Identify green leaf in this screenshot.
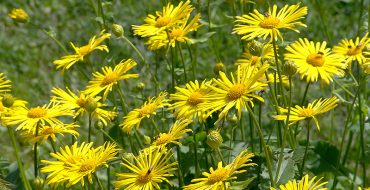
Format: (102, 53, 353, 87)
(189, 32, 216, 44)
(182, 131, 207, 145)
(230, 176, 256, 190)
(277, 158, 295, 184)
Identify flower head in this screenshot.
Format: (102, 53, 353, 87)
(53, 31, 111, 71)
(285, 38, 346, 84)
(270, 174, 327, 190)
(0, 73, 11, 94)
(153, 119, 192, 146)
(273, 96, 338, 131)
(84, 59, 139, 100)
(114, 146, 177, 190)
(233, 4, 307, 41)
(41, 142, 118, 187)
(120, 92, 169, 133)
(235, 41, 274, 67)
(21, 123, 79, 144)
(333, 33, 370, 66)
(8, 8, 29, 23)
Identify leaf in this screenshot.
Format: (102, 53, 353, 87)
(277, 158, 295, 184)
(189, 32, 216, 44)
(310, 141, 347, 175)
(182, 131, 207, 145)
(230, 177, 256, 190)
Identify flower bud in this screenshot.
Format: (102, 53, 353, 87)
(213, 63, 226, 75)
(227, 114, 238, 125)
(282, 61, 297, 76)
(94, 120, 105, 130)
(8, 8, 29, 23)
(143, 135, 151, 145)
(207, 129, 223, 149)
(85, 98, 98, 113)
(136, 82, 145, 91)
(2, 94, 15, 108)
(33, 176, 44, 190)
(112, 23, 124, 37)
(247, 40, 263, 56)
(122, 152, 135, 163)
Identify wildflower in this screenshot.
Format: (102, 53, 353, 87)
(206, 128, 223, 149)
(51, 87, 116, 126)
(8, 8, 29, 23)
(114, 146, 177, 190)
(112, 23, 124, 37)
(273, 96, 338, 131)
(84, 59, 139, 100)
(120, 92, 168, 133)
(333, 33, 370, 66)
(0, 96, 27, 125)
(233, 4, 307, 41)
(169, 80, 210, 122)
(21, 123, 79, 144)
(2, 102, 72, 133)
(153, 119, 192, 146)
(132, 1, 193, 37)
(265, 73, 289, 87)
(270, 174, 327, 190)
(201, 64, 269, 124)
(235, 41, 274, 67)
(53, 31, 111, 71)
(41, 142, 117, 187)
(0, 73, 11, 94)
(184, 149, 256, 190)
(285, 38, 346, 85)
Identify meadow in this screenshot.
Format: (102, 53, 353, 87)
(0, 0, 369, 189)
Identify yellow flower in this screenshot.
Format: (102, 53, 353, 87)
(8, 8, 29, 23)
(120, 92, 169, 134)
(265, 73, 289, 87)
(21, 123, 79, 144)
(233, 4, 307, 41)
(201, 64, 269, 124)
(273, 96, 338, 131)
(0, 73, 11, 94)
(132, 1, 194, 37)
(2, 102, 72, 133)
(51, 87, 117, 126)
(84, 59, 139, 100)
(114, 146, 177, 190)
(184, 149, 256, 190)
(153, 119, 192, 146)
(41, 142, 118, 187)
(333, 33, 370, 66)
(169, 80, 210, 122)
(270, 174, 327, 190)
(285, 38, 346, 85)
(53, 31, 111, 71)
(0, 96, 27, 125)
(235, 41, 274, 67)
(146, 14, 201, 50)
(358, 187, 370, 190)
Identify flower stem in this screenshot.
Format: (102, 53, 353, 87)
(107, 166, 111, 190)
(356, 62, 366, 186)
(177, 43, 187, 82)
(217, 149, 226, 165)
(116, 84, 128, 114)
(34, 123, 40, 178)
(94, 173, 104, 190)
(49, 138, 57, 153)
(300, 119, 311, 178)
(88, 114, 92, 143)
(271, 36, 286, 106)
(100, 128, 123, 149)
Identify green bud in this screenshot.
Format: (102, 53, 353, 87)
(122, 152, 135, 163)
(33, 176, 44, 190)
(143, 135, 151, 145)
(85, 98, 98, 113)
(282, 61, 297, 76)
(2, 94, 15, 108)
(213, 63, 226, 75)
(136, 82, 145, 91)
(94, 120, 105, 130)
(207, 129, 223, 149)
(112, 23, 124, 37)
(227, 114, 238, 125)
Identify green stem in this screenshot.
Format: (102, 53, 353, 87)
(271, 35, 286, 106)
(94, 173, 104, 190)
(128, 134, 137, 154)
(150, 118, 161, 134)
(100, 129, 123, 149)
(314, 0, 332, 43)
(176, 146, 184, 187)
(34, 123, 40, 177)
(300, 120, 311, 178)
(177, 43, 187, 82)
(240, 111, 245, 141)
(7, 127, 32, 190)
(107, 166, 110, 190)
(116, 84, 128, 114)
(133, 129, 144, 149)
(248, 112, 254, 152)
(193, 130, 200, 177)
(357, 0, 365, 36)
(97, 0, 107, 30)
(356, 62, 366, 186)
(49, 138, 57, 153)
(217, 149, 226, 165)
(88, 114, 92, 143)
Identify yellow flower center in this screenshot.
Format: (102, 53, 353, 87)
(155, 133, 171, 145)
(227, 84, 245, 100)
(207, 168, 229, 184)
(347, 45, 363, 56)
(27, 107, 47, 118)
(78, 45, 91, 55)
(137, 170, 153, 184)
(259, 16, 280, 29)
(306, 53, 325, 67)
(251, 56, 260, 65)
(138, 104, 156, 118)
(155, 16, 171, 27)
(187, 91, 204, 106)
(76, 97, 86, 107)
(101, 72, 119, 86)
(170, 29, 183, 39)
(299, 108, 315, 117)
(40, 127, 55, 135)
(79, 159, 96, 172)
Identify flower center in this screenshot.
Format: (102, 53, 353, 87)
(170, 29, 183, 39)
(299, 108, 315, 117)
(306, 53, 325, 67)
(227, 84, 245, 100)
(78, 45, 91, 55)
(155, 16, 171, 27)
(101, 72, 119, 86)
(76, 97, 86, 107)
(207, 168, 229, 184)
(251, 56, 260, 65)
(259, 16, 280, 29)
(187, 91, 204, 106)
(27, 107, 47, 118)
(137, 170, 153, 184)
(138, 104, 156, 118)
(40, 127, 55, 135)
(347, 45, 363, 56)
(155, 133, 171, 145)
(79, 159, 96, 172)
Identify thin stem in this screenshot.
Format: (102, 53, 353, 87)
(248, 112, 254, 152)
(176, 146, 184, 187)
(357, 62, 366, 186)
(357, 0, 365, 36)
(128, 134, 137, 155)
(107, 166, 111, 190)
(217, 149, 226, 165)
(271, 35, 286, 106)
(88, 114, 92, 143)
(133, 129, 144, 149)
(300, 120, 311, 178)
(49, 138, 57, 153)
(100, 129, 123, 149)
(97, 0, 107, 30)
(94, 173, 104, 190)
(177, 43, 187, 82)
(314, 0, 332, 43)
(116, 84, 128, 114)
(34, 123, 40, 177)
(240, 111, 245, 141)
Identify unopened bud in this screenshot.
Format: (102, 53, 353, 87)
(94, 120, 104, 130)
(85, 98, 98, 113)
(2, 94, 15, 108)
(143, 135, 151, 145)
(33, 176, 44, 190)
(228, 114, 238, 125)
(282, 61, 297, 76)
(213, 63, 226, 75)
(112, 24, 124, 37)
(122, 152, 135, 163)
(136, 82, 145, 91)
(247, 40, 263, 56)
(207, 129, 223, 149)
(8, 8, 29, 23)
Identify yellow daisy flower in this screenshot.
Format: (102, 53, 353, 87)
(235, 41, 274, 67)
(153, 119, 192, 146)
(120, 92, 169, 134)
(0, 95, 27, 125)
(114, 146, 177, 190)
(146, 14, 201, 50)
(233, 3, 307, 41)
(285, 38, 346, 84)
(0, 73, 11, 94)
(270, 174, 327, 190)
(21, 123, 79, 144)
(201, 64, 269, 124)
(41, 142, 118, 187)
(169, 80, 210, 122)
(84, 59, 139, 100)
(265, 73, 289, 87)
(333, 33, 370, 65)
(273, 96, 338, 131)
(8, 8, 29, 23)
(2, 102, 72, 133)
(132, 1, 194, 37)
(51, 87, 117, 126)
(53, 31, 111, 71)
(184, 149, 256, 190)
